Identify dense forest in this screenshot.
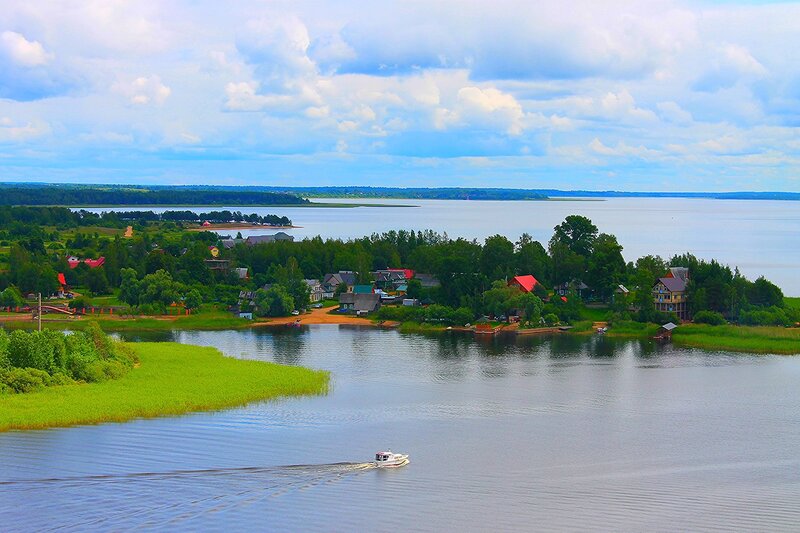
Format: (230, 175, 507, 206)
(0, 206, 291, 229)
(0, 186, 309, 206)
(1, 210, 795, 327)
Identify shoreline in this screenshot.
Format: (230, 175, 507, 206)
(4, 310, 798, 355)
(187, 223, 300, 231)
(0, 342, 329, 432)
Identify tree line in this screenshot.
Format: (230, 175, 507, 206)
(1, 214, 795, 326)
(0, 206, 291, 230)
(0, 186, 309, 206)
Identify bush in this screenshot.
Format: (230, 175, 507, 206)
(739, 306, 791, 326)
(0, 367, 52, 393)
(68, 295, 93, 310)
(543, 313, 559, 326)
(693, 310, 726, 326)
(2, 324, 134, 391)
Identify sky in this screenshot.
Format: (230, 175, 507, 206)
(1, 0, 799, 191)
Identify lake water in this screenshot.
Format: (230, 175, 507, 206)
(84, 198, 800, 295)
(2, 327, 800, 531)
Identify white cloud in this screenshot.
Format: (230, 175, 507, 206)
(112, 75, 171, 105)
(434, 86, 526, 135)
(0, 116, 51, 141)
(0, 31, 52, 66)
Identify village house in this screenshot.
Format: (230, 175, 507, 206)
(413, 273, 441, 289)
(220, 238, 244, 249)
(338, 292, 381, 315)
(508, 275, 540, 293)
(304, 279, 324, 303)
(67, 256, 106, 269)
(322, 271, 357, 298)
(555, 280, 593, 300)
(653, 267, 689, 320)
(203, 259, 231, 272)
(245, 232, 294, 245)
(372, 269, 414, 292)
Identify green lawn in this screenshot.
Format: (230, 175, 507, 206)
(0, 342, 329, 431)
(579, 306, 610, 322)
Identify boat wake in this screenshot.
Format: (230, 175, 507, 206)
(0, 462, 377, 487)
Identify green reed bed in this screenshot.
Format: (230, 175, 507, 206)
(0, 342, 329, 431)
(673, 324, 800, 355)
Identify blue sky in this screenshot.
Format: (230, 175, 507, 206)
(1, 0, 799, 191)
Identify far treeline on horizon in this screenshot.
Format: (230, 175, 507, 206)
(0, 184, 799, 204)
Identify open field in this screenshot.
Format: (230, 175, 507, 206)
(0, 342, 329, 431)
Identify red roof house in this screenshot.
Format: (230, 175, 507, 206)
(84, 257, 106, 269)
(508, 275, 539, 293)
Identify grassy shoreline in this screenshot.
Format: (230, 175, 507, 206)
(0, 342, 329, 432)
(5, 311, 798, 355)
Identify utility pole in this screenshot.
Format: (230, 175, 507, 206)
(38, 292, 42, 332)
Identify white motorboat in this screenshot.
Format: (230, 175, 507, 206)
(373, 450, 409, 468)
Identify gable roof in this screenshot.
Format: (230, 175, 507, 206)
(323, 271, 357, 288)
(339, 292, 381, 312)
(509, 275, 539, 292)
(657, 276, 687, 292)
(666, 267, 689, 281)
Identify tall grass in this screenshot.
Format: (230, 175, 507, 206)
(673, 324, 800, 355)
(0, 342, 329, 431)
(606, 320, 660, 337)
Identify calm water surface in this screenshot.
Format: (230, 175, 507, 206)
(85, 198, 800, 295)
(2, 327, 800, 531)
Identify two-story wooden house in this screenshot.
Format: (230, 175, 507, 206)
(653, 267, 689, 320)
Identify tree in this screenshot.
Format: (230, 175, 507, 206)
(481, 280, 519, 317)
(119, 268, 140, 305)
(137, 269, 183, 307)
(0, 286, 24, 307)
(511, 292, 544, 324)
(549, 242, 585, 286)
(334, 282, 348, 297)
(184, 289, 203, 310)
(480, 235, 515, 280)
(747, 276, 783, 308)
(549, 215, 598, 258)
(86, 267, 110, 295)
(586, 233, 625, 302)
(254, 286, 295, 317)
(515, 234, 551, 281)
(405, 278, 423, 299)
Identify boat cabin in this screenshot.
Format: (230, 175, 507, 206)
(376, 452, 392, 462)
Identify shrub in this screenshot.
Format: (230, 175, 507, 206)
(739, 306, 791, 326)
(68, 295, 93, 310)
(1, 367, 51, 394)
(693, 310, 726, 326)
(543, 313, 559, 326)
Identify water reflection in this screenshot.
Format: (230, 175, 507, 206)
(5, 326, 793, 531)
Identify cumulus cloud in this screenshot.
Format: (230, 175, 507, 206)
(438, 86, 526, 135)
(112, 75, 171, 105)
(1, 0, 800, 189)
(0, 30, 76, 100)
(0, 31, 52, 66)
